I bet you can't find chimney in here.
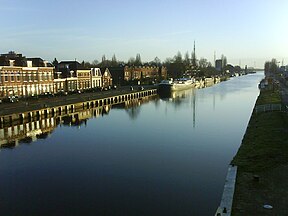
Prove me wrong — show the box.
[9,60,15,66]
[27,60,33,67]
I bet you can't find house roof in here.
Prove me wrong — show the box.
[100,67,112,76]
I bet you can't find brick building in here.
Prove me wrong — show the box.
[124,65,167,81]
[0,52,54,98]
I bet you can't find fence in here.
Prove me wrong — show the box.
[254,104,282,113]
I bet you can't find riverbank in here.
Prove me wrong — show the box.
[0,86,156,116]
[231,80,288,215]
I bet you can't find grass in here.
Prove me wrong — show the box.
[256,88,281,105]
[231,86,288,215]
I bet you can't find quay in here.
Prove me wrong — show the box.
[0,86,157,127]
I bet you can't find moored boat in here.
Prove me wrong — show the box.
[158,78,195,91]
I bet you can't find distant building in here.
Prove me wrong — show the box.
[124,65,167,81]
[215,59,223,72]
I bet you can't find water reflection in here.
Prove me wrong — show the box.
[0,73,264,216]
[0,96,156,149]
[159,89,194,104]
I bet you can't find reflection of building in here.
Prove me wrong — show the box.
[0,117,56,148]
[0,89,157,148]
[0,107,105,148]
[0,51,54,98]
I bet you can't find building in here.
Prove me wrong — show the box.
[159,66,167,80]
[90,68,102,89]
[215,59,223,72]
[77,69,91,91]
[0,52,54,98]
[123,65,167,81]
[108,67,125,86]
[101,68,113,88]
[56,60,83,93]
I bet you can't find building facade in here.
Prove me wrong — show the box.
[76,69,91,91]
[0,52,54,98]
[90,68,102,88]
[101,68,113,87]
[124,65,167,81]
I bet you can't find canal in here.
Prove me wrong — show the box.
[0,72,264,216]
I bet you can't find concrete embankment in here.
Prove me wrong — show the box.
[215,165,238,216]
[0,87,157,126]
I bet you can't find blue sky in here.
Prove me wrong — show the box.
[1,0,288,68]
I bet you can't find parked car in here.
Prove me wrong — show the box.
[4,96,19,103]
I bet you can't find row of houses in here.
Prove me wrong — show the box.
[0,52,167,99]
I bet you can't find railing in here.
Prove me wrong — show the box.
[254,103,282,113]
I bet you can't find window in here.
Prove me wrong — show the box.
[16,72,21,82]
[4,72,8,82]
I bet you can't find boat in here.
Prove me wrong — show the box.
[158,78,195,91]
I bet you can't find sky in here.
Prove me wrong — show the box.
[1,0,288,68]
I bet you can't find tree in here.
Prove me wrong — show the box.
[128,57,136,66]
[111,54,118,67]
[101,55,107,67]
[163,58,173,65]
[264,61,271,73]
[198,58,209,68]
[153,56,161,66]
[183,51,190,68]
[264,59,278,74]
[174,51,183,64]
[52,58,59,72]
[135,53,142,66]
[52,58,58,67]
[82,61,91,69]
[270,58,278,73]
[221,54,227,68]
[91,59,99,66]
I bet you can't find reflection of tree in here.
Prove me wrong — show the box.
[125,106,141,120]
[125,100,141,120]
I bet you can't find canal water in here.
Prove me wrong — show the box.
[0,72,264,216]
